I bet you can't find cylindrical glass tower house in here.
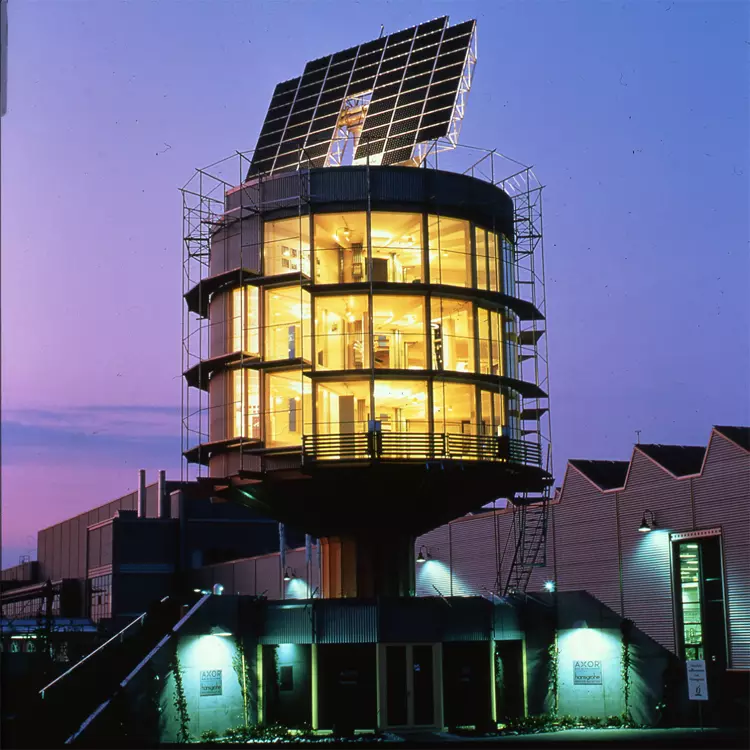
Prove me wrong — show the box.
[182,162,551,598]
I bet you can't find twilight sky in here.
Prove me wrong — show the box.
[1,0,748,567]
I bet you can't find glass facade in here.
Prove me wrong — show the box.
[219,209,524,455]
[674,536,727,664]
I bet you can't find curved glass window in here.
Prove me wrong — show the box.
[373,380,429,434]
[231,286,260,356]
[231,369,260,439]
[480,388,505,437]
[314,212,368,284]
[370,212,424,283]
[316,380,370,436]
[433,381,477,434]
[373,295,426,370]
[264,286,311,362]
[478,307,503,376]
[264,217,310,277]
[314,295,369,370]
[430,298,474,373]
[428,216,472,287]
[266,371,306,447]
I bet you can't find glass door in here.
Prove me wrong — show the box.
[381,644,439,729]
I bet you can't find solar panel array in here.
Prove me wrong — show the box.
[249,17,476,176]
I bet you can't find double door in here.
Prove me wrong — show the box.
[378,644,442,729]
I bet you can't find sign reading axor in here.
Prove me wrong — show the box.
[686,660,708,701]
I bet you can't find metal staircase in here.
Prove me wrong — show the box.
[503,494,550,595]
[498,166,553,597]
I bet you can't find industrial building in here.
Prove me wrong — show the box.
[3,14,748,747]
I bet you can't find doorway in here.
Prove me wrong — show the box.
[378,643,442,729]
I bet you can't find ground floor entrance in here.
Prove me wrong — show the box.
[377,643,443,730]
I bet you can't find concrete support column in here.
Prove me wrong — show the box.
[319,532,415,599]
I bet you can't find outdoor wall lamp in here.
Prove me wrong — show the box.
[283,567,295,581]
[638,509,657,533]
[416,545,431,563]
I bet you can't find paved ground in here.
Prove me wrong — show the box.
[391,727,749,748]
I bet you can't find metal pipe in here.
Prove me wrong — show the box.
[137,470,147,518]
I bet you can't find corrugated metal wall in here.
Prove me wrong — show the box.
[554,466,621,616]
[694,432,750,668]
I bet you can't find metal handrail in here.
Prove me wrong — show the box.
[65,593,212,746]
[38,605,156,698]
[303,431,542,466]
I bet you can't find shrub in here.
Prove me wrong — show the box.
[200,729,220,742]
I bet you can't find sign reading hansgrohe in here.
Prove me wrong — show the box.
[200,669,223,697]
[573,660,603,686]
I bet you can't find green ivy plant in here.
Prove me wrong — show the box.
[547,636,559,715]
[232,639,254,727]
[620,618,633,723]
[168,644,191,744]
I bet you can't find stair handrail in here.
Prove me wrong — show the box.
[65,592,212,746]
[38,597,169,698]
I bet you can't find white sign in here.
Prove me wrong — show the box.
[573,660,602,686]
[200,669,223,697]
[686,660,708,701]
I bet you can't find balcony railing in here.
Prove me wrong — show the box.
[302,431,541,467]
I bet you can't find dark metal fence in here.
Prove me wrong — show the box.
[302,431,541,467]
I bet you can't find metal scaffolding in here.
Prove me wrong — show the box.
[180,144,553,586]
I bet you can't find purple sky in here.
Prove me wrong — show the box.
[2,1,748,567]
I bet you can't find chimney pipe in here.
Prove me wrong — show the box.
[158,470,168,518]
[137,469,147,518]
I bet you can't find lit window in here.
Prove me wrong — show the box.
[265,371,305,448]
[230,286,260,356]
[314,295,369,370]
[428,216,471,287]
[430,298,474,373]
[313,212,368,284]
[433,381,477,435]
[373,379,429,434]
[475,228,488,290]
[480,389,505,436]
[372,295,426,370]
[264,286,311,362]
[501,234,515,297]
[370,212,424,283]
[315,380,370,441]
[264,217,311,277]
[231,369,261,439]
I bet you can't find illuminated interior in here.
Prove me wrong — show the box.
[374,380,429,433]
[370,212,424,283]
[231,286,260,356]
[264,286,311,362]
[232,369,261,439]
[373,296,426,370]
[219,210,524,454]
[315,295,369,370]
[433,381,477,434]
[265,371,310,447]
[314,213,368,284]
[316,380,370,437]
[264,217,311,277]
[428,215,472,287]
[431,297,474,373]
[679,543,702,659]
